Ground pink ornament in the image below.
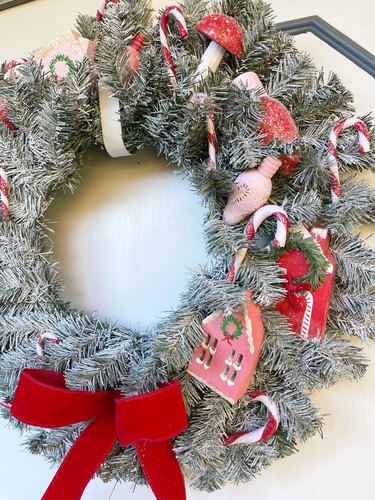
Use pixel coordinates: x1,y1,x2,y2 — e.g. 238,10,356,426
232,72,300,176
192,14,244,85
223,155,281,225
187,292,264,404
327,117,370,202
33,30,96,80
276,227,336,339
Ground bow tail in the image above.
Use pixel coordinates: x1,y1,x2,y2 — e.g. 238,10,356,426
43,411,117,500
136,440,186,500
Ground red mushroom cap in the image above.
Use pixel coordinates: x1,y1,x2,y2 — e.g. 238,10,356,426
195,14,244,58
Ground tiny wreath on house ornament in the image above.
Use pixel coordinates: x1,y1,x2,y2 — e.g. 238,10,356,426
0,0,374,499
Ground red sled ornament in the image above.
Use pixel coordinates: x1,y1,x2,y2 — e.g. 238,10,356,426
276,227,336,339
187,292,264,404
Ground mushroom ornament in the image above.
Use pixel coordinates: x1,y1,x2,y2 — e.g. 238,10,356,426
232,72,300,176
192,13,244,86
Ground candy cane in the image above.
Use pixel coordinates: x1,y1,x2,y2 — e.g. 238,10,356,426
0,401,12,410
36,332,59,360
3,58,28,80
327,117,370,202
195,93,217,169
0,167,10,222
207,108,216,169
224,391,279,445
159,6,188,90
300,291,314,338
227,205,289,283
96,0,120,22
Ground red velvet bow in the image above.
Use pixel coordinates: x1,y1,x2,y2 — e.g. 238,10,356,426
284,273,311,309
10,369,188,500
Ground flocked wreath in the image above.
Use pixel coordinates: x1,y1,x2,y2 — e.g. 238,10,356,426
0,0,374,498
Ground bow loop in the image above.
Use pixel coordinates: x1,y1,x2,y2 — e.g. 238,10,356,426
116,381,188,446
9,369,188,500
11,369,115,428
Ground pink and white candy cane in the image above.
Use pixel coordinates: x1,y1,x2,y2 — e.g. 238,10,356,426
3,58,28,79
227,205,289,284
327,117,370,202
36,332,59,360
223,391,279,445
159,6,188,90
0,166,10,222
96,0,120,22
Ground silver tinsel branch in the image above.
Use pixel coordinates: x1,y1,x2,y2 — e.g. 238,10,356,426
0,0,373,493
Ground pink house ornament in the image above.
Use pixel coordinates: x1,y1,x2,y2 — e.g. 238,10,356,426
33,30,96,80
187,293,264,404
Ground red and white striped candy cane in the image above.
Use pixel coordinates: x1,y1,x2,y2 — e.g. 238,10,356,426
223,391,280,445
207,108,216,169
96,0,120,22
36,332,59,360
3,58,28,79
0,166,10,222
227,205,289,283
196,93,217,169
327,117,370,202
0,401,12,410
159,6,188,90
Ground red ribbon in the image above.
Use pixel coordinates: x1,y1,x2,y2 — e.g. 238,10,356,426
10,369,188,500
284,273,311,309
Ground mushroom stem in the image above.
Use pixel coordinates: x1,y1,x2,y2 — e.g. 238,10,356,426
192,41,226,86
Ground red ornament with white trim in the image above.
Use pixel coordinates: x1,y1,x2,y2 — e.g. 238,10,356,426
232,72,300,176
192,14,244,86
276,227,336,339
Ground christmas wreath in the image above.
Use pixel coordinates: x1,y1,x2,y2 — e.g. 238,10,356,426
0,0,374,498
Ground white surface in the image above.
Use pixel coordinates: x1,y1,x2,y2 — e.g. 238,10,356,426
0,1,374,499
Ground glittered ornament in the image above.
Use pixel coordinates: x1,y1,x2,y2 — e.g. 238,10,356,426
276,227,336,339
187,292,264,404
232,72,300,176
223,155,281,225
192,13,244,86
